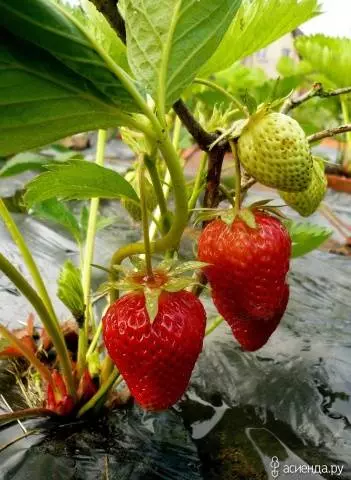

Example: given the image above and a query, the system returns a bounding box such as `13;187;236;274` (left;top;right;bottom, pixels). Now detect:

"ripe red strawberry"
212;283;289;351
198;211;291;351
102;290;206;410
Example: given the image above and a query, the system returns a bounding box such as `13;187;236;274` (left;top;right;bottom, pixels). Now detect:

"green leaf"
0;153;52;178
144;287;161;324
295;35;351;87
0;29;126;156
201;0;321;76
80;0;130;73
31;198;82;244
57;260;85;325
124;0;242;111
285;221;332;258
0;0;139;111
24;160;139;207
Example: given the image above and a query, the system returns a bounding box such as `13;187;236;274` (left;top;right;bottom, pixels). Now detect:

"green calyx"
100;257;208;323
194;199;286;229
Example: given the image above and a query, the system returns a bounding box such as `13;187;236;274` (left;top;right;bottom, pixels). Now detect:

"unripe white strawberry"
238;110;312;192
279;156;327;217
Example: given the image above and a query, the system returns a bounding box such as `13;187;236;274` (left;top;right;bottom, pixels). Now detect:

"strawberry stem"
149;116;180;242
0;408;59;425
188;152;208;214
230;141;242;217
77;129;107;380
139;156;154;279
144;153;168;234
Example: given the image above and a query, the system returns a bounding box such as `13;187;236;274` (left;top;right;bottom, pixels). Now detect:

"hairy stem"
173;99;217;151
188;152;208;212
88;0;126;43
149;116;181;242
82;129;107;327
281;83;351;114
77;130;107;378
0;408;58;424
307;124;351;143
230;141;241;216
341;99;351;168
139;157;153;278
203;145;227;212
144;154;168;230
0;253;76;399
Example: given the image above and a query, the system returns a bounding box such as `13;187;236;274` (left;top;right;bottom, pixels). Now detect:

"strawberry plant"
0;0;349;428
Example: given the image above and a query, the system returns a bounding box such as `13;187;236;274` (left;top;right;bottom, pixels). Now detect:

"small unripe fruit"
279;156;327;217
238;111;313;192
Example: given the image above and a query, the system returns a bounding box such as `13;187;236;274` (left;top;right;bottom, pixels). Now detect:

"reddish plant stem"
0;408;59;424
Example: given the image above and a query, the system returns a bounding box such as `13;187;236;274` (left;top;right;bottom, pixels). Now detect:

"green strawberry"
122;170;157;221
279;156;327;217
237;110;312;192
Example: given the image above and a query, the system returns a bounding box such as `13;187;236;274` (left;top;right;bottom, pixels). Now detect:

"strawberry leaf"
295;34;351;87
201;0;320;76
0;152;59;178
24;160;139;207
144;288;161;324
285;220;333;258
31;198;82;244
124;0;242;111
0;0;139;111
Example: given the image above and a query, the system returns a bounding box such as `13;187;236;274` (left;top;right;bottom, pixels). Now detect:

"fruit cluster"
198;211;291;351
102;110;324;412
238;110;327;216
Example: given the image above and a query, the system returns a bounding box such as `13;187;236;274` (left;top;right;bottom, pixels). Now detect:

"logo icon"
270;456;280;478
